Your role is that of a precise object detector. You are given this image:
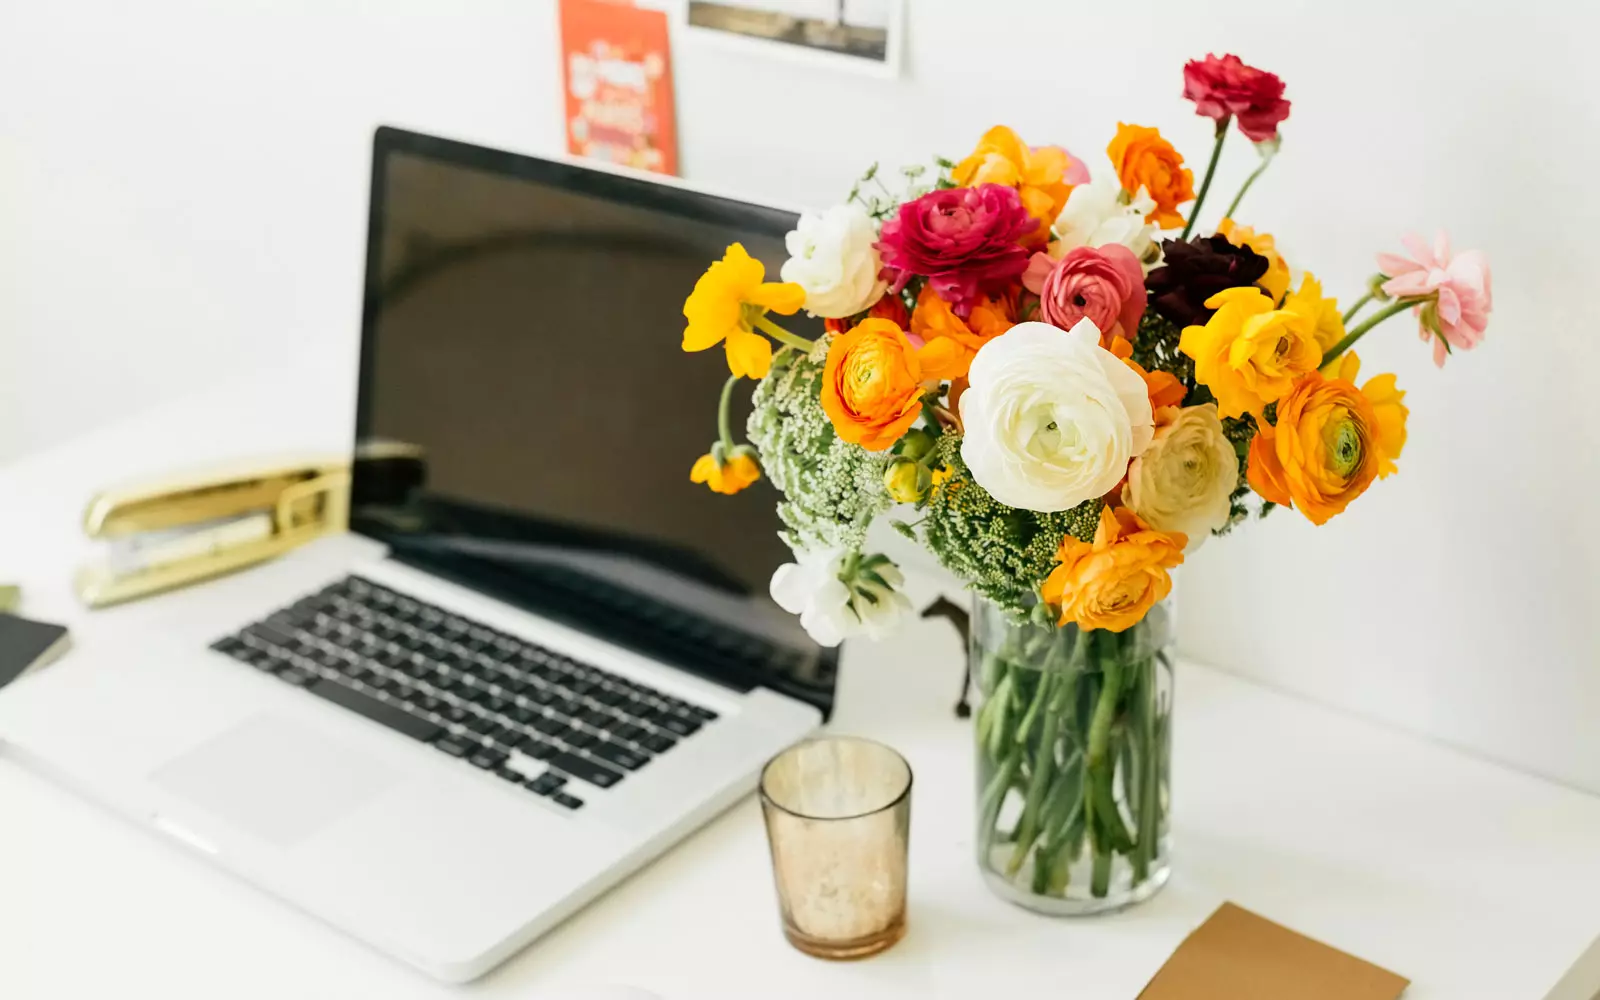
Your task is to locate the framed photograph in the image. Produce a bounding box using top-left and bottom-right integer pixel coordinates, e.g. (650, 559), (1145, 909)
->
(683, 0), (905, 78)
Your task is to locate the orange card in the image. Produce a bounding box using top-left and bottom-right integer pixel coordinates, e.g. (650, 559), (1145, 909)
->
(558, 0), (678, 176)
(1139, 903), (1409, 1000)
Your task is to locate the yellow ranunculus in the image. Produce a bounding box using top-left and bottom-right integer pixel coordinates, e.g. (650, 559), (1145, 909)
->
(1246, 352), (1406, 524)
(953, 125), (1077, 241)
(1179, 286), (1322, 419)
(690, 450), (761, 495)
(1217, 218), (1291, 303)
(1285, 272), (1346, 352)
(1323, 352), (1408, 478)
(682, 244), (806, 379)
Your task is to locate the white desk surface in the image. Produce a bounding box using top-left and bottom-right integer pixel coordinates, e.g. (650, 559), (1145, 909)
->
(4, 370), (1600, 1000)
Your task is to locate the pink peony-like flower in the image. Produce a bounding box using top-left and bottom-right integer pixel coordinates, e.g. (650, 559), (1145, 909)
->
(1182, 53), (1291, 143)
(1022, 244), (1147, 342)
(876, 183), (1035, 317)
(1378, 232), (1493, 368)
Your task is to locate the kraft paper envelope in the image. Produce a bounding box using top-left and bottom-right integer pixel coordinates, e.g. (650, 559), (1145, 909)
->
(1138, 902), (1409, 1000)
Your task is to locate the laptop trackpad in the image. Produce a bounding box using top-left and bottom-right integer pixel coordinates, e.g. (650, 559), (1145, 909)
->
(151, 714), (397, 848)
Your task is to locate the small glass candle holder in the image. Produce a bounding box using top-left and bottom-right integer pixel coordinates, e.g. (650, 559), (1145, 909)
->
(758, 735), (912, 960)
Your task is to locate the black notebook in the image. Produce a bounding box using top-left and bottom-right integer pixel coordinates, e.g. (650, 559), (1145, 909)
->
(0, 613), (70, 689)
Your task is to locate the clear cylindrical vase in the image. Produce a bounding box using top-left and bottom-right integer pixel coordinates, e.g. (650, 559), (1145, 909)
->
(972, 598), (1173, 915)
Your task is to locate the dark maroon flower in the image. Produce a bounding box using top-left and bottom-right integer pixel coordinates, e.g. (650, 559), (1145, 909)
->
(875, 184), (1035, 317)
(1182, 53), (1290, 142)
(1145, 235), (1270, 328)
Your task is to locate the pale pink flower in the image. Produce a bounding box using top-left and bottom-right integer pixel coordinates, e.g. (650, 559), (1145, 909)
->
(1377, 231), (1493, 367)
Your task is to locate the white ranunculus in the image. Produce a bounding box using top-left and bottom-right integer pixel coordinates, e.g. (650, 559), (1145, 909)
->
(770, 547), (912, 647)
(780, 203), (888, 319)
(1054, 175), (1160, 269)
(1122, 403), (1239, 551)
(959, 320), (1154, 513)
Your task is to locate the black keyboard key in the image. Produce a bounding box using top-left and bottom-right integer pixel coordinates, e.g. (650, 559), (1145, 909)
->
(549, 752), (624, 788)
(467, 748), (508, 771)
(435, 733), (473, 757)
(482, 696), (512, 716)
(654, 714), (701, 738)
(560, 727), (599, 750)
(493, 765), (523, 783)
(517, 736), (557, 761)
(685, 704), (719, 723)
(592, 686), (627, 707)
(547, 697), (582, 718)
(465, 714), (498, 736)
(507, 705), (537, 725)
(591, 740), (650, 771)
(443, 704), (472, 724)
(528, 714), (566, 737)
(308, 680), (443, 742)
(277, 667), (315, 687)
(245, 622), (301, 650)
(526, 772), (566, 796)
(640, 732), (677, 754)
(578, 708), (616, 731)
(610, 722), (647, 744)
(550, 792), (584, 810)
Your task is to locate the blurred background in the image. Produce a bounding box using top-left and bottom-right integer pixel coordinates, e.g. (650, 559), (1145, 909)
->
(3, 0), (1597, 792)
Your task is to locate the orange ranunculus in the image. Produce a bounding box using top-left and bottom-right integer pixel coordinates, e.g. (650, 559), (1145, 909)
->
(953, 125), (1079, 242)
(821, 318), (944, 451)
(1107, 123), (1195, 231)
(1246, 360), (1398, 525)
(682, 243), (806, 379)
(1107, 334), (1188, 411)
(689, 450), (761, 495)
(825, 292), (910, 335)
(908, 285), (1016, 380)
(1217, 218), (1291, 303)
(1041, 506), (1186, 633)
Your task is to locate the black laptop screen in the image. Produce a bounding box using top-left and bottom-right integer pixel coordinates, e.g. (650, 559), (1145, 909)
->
(351, 130), (834, 713)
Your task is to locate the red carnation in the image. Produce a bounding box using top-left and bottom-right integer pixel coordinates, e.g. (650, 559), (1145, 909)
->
(1182, 54), (1290, 142)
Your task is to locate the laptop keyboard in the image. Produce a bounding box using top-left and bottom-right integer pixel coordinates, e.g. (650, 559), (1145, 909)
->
(209, 575), (720, 812)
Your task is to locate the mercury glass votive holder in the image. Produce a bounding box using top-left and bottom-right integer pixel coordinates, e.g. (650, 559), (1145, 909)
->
(758, 735), (912, 960)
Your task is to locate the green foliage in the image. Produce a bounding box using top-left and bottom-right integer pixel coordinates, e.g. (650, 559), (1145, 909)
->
(1130, 312), (1194, 391)
(918, 435), (1102, 616)
(747, 338), (892, 552)
(1217, 414), (1270, 535)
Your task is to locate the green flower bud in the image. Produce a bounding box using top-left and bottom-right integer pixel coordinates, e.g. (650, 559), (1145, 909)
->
(884, 459), (930, 504)
(898, 427), (936, 462)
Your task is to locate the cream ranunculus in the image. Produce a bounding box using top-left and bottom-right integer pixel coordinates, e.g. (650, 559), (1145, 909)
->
(1121, 403), (1239, 550)
(1053, 174), (1160, 268)
(959, 320), (1154, 512)
(780, 203), (888, 319)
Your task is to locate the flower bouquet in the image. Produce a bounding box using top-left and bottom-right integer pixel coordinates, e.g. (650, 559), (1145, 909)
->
(680, 54), (1492, 912)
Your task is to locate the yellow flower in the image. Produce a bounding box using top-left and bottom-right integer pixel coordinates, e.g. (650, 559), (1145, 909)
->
(1217, 218), (1291, 303)
(1321, 352), (1408, 478)
(682, 244), (806, 379)
(883, 459), (931, 503)
(1246, 354), (1407, 524)
(1179, 286), (1322, 419)
(1041, 506), (1186, 633)
(1285, 272), (1346, 352)
(690, 450), (761, 495)
(953, 125), (1077, 241)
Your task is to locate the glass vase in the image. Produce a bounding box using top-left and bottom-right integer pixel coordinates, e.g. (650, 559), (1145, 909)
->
(972, 598), (1173, 915)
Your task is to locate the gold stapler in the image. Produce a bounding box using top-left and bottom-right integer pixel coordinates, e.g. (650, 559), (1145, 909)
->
(75, 456), (352, 608)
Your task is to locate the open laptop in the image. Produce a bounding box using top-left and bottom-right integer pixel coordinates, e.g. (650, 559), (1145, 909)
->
(0, 127), (831, 981)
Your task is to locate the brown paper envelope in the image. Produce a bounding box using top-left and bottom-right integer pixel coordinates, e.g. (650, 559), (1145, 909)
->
(1138, 902), (1409, 1000)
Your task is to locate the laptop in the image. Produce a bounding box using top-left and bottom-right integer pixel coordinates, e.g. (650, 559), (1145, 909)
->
(0, 127), (832, 982)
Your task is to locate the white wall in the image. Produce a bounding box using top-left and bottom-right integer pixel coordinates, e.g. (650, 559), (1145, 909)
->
(5, 0), (1600, 790)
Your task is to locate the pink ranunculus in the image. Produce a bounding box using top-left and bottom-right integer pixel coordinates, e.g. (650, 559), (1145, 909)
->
(875, 183), (1035, 318)
(1182, 53), (1291, 143)
(1022, 244), (1148, 342)
(1061, 149), (1091, 187)
(1378, 231), (1493, 368)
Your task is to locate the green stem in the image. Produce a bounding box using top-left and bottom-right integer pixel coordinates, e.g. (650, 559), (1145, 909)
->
(754, 314), (814, 352)
(1007, 677), (1060, 875)
(714, 375), (738, 452)
(1220, 153), (1271, 223)
(1085, 638), (1124, 771)
(1340, 290), (1374, 325)
(1179, 119), (1229, 241)
(1321, 298), (1420, 367)
(978, 750), (1019, 857)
